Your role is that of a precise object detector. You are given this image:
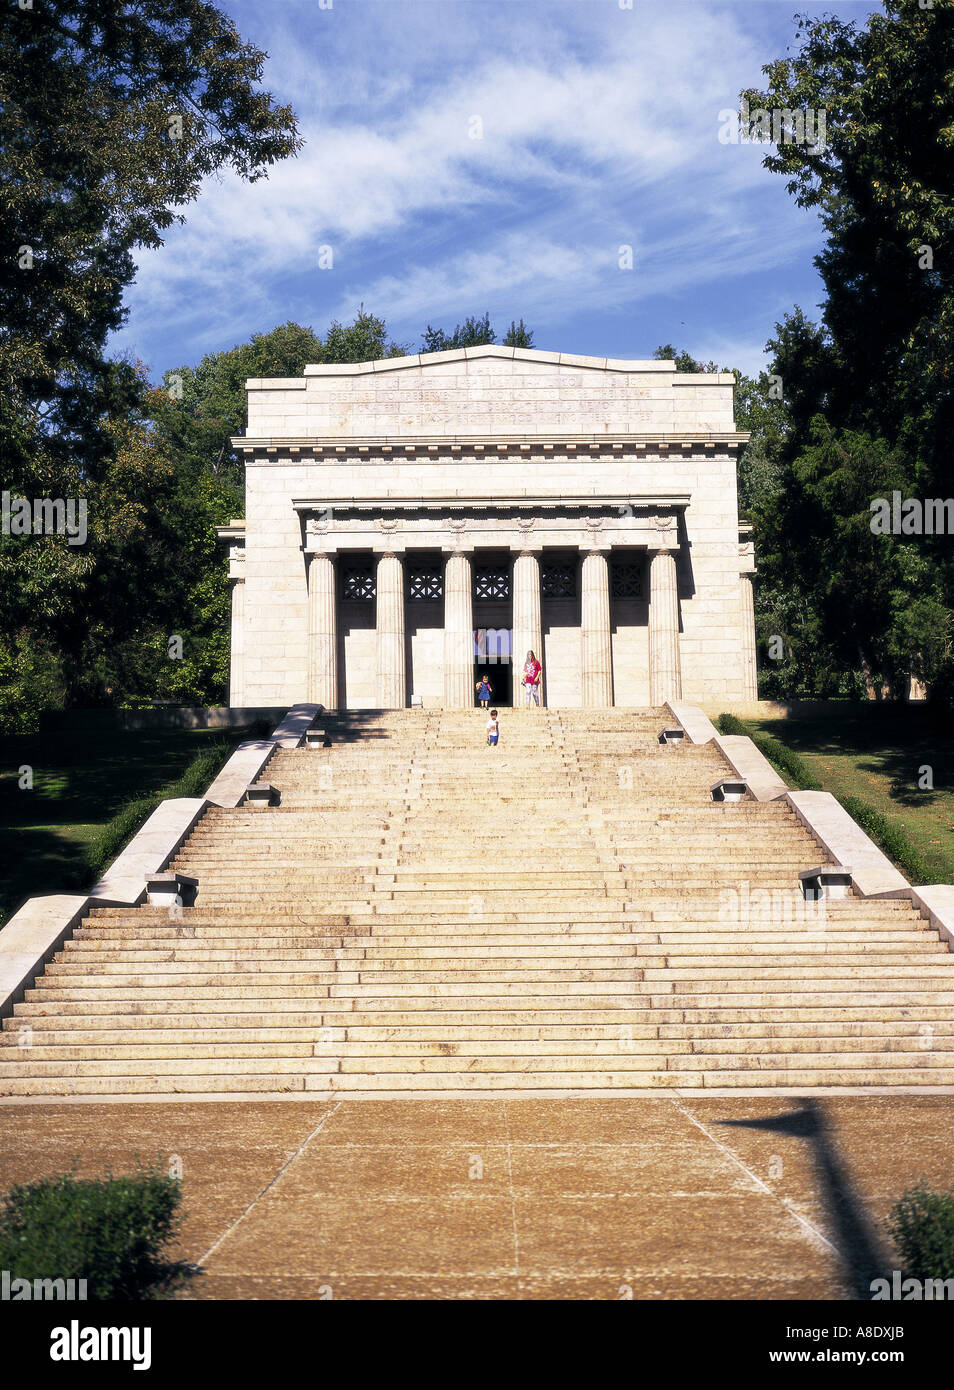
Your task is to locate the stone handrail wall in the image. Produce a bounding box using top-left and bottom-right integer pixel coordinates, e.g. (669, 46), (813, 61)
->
(666, 701), (954, 948)
(0, 703), (321, 1018)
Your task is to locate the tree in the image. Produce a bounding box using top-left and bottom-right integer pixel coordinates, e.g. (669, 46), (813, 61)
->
(322, 308), (408, 364)
(1, 0), (300, 491)
(742, 1), (953, 461)
(0, 0), (300, 720)
(157, 312), (407, 487)
(421, 313), (534, 353)
(156, 322), (326, 489)
(743, 2), (954, 699)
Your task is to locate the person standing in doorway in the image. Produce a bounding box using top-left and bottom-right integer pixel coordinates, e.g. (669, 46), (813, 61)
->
(521, 650), (542, 707)
(475, 671), (493, 708)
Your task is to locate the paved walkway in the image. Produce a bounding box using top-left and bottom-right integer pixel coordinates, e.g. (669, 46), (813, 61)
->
(2, 1098), (950, 1299)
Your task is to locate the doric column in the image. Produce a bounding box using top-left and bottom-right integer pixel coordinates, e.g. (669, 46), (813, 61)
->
(649, 547), (683, 705)
(739, 574), (758, 701)
(581, 549), (613, 707)
(512, 550), (543, 705)
(739, 534), (758, 702)
(307, 552), (338, 709)
(228, 566), (246, 708)
(443, 550), (474, 708)
(375, 552), (406, 709)
(217, 523), (246, 708)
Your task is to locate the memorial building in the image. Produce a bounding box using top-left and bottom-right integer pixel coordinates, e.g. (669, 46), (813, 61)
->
(219, 346), (757, 709)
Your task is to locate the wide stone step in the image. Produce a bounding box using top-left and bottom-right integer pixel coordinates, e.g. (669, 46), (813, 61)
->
(7, 1025), (954, 1052)
(66, 930), (943, 951)
(53, 952), (947, 978)
(9, 1019), (954, 1045)
(8, 1067), (954, 1097)
(14, 1001), (954, 1025)
(4, 1049), (953, 1082)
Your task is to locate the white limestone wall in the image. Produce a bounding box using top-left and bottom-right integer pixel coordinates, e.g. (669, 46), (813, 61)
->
(407, 602), (444, 705)
(338, 601), (376, 708)
(237, 350), (748, 708)
(241, 449), (748, 707)
(542, 599), (582, 707)
(611, 599), (650, 705)
(245, 348), (735, 439)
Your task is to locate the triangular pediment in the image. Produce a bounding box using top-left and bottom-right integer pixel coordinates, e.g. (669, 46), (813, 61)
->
(301, 346), (678, 379)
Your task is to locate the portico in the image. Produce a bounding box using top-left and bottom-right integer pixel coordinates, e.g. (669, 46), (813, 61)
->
(220, 347), (757, 709)
(290, 499), (685, 708)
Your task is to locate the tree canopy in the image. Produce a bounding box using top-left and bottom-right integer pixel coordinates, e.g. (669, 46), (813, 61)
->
(738, 0), (954, 700)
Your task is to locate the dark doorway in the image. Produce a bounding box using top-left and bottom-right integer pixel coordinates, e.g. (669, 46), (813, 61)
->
(473, 660), (512, 708)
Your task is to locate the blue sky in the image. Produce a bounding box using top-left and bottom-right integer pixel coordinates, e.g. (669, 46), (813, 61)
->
(110, 0), (882, 380)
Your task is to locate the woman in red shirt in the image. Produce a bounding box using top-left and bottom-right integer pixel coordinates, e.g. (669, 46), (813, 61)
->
(521, 650), (542, 707)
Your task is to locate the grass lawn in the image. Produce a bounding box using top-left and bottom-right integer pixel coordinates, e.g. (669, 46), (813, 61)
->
(0, 726), (254, 927)
(746, 705), (954, 885)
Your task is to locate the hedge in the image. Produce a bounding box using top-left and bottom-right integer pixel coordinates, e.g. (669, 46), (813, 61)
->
(84, 737), (235, 882)
(0, 1163), (196, 1300)
(888, 1183), (954, 1282)
(715, 713), (926, 882)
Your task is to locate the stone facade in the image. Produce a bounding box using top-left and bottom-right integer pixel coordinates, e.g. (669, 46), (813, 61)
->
(220, 346), (757, 709)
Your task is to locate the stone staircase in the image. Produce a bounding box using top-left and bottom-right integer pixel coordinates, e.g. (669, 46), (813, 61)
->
(3, 708), (954, 1097)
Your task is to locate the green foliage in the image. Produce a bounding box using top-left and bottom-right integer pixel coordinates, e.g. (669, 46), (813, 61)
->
(158, 313), (408, 486)
(838, 794), (928, 883)
(322, 308), (408, 365)
(0, 634), (66, 735)
(0, 0), (300, 711)
(743, 3), (954, 703)
(422, 312), (535, 353)
(84, 737), (234, 882)
(0, 0), (300, 497)
(503, 318), (534, 348)
(715, 714), (822, 790)
(716, 714), (930, 879)
(653, 344), (711, 374)
(888, 1183), (954, 1282)
(157, 320), (326, 486)
(0, 1162), (194, 1300)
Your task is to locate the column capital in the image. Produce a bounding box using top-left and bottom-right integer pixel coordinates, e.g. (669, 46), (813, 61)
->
(649, 514), (680, 552)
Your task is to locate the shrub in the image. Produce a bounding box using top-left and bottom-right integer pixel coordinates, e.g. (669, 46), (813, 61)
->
(0, 1162), (196, 1299)
(839, 794), (928, 884)
(716, 713), (821, 789)
(749, 731), (822, 791)
(716, 714), (927, 881)
(888, 1183), (954, 1282)
(85, 737), (233, 881)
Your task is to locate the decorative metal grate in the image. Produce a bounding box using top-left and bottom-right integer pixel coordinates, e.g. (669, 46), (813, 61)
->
(474, 565), (511, 600)
(407, 560), (443, 600)
(341, 563), (376, 600)
(541, 561), (577, 600)
(611, 560), (645, 600)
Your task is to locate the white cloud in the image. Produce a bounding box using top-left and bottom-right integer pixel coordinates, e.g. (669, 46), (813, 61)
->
(113, 0), (833, 371)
